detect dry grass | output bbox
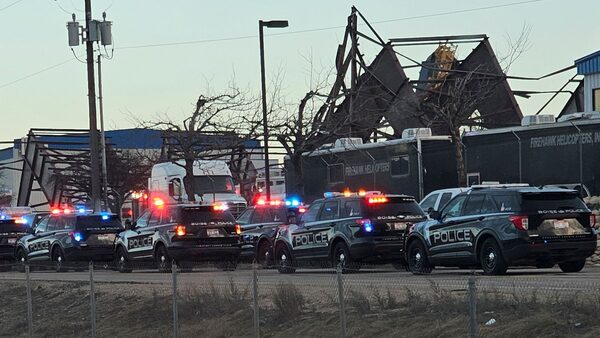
[1,279,600,338]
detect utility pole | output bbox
[84,0,101,212]
[67,3,112,211]
[98,53,109,209]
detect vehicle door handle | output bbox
[477,216,486,221]
[305,226,311,230]
[329,223,336,227]
[446,220,457,226]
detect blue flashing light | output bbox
[291,199,300,207]
[101,214,109,221]
[363,221,374,233]
[0,215,5,220]
[324,192,335,198]
[285,200,292,206]
[73,232,83,242]
[78,208,86,214]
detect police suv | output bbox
[115,201,242,273]
[238,198,304,266]
[273,191,426,273]
[0,218,29,271]
[405,184,598,275]
[15,209,123,272]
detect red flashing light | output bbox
[51,208,61,214]
[235,224,242,235]
[343,189,352,197]
[257,199,266,206]
[368,196,389,204]
[63,208,72,214]
[509,215,529,231]
[153,198,165,208]
[143,194,148,200]
[15,218,27,224]
[591,214,597,228]
[298,207,307,213]
[128,210,133,216]
[175,225,186,237]
[358,189,366,197]
[269,200,282,206]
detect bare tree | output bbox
[139,85,261,202]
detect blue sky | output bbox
[0,0,598,141]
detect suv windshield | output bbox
[192,175,235,194]
[520,192,588,213]
[365,197,425,218]
[181,206,235,225]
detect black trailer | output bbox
[285,137,457,203]
[463,118,600,196]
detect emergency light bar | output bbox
[324,190,384,198]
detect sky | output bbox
[1,0,598,143]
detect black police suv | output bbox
[15,211,123,272]
[273,192,426,273]
[238,201,304,266]
[405,185,598,275]
[115,203,242,273]
[0,218,29,271]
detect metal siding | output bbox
[584,73,600,111]
[576,54,600,75]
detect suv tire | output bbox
[256,240,272,268]
[116,247,132,273]
[558,259,586,273]
[155,245,172,273]
[407,240,432,274]
[52,247,66,273]
[15,249,27,273]
[332,242,358,273]
[275,245,295,274]
[480,238,508,275]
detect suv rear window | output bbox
[180,207,235,225]
[365,197,425,218]
[76,215,123,230]
[520,192,588,214]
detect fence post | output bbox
[252,262,260,338]
[172,261,179,338]
[89,261,96,338]
[468,275,477,338]
[25,264,33,338]
[336,264,347,338]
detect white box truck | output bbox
[148,160,247,216]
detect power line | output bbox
[1,0,550,88]
[0,57,76,89]
[117,0,548,50]
[0,0,26,12]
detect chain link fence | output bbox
[2,262,600,337]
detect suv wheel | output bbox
[52,247,66,273]
[558,259,586,273]
[155,245,172,273]
[116,247,132,273]
[480,238,508,275]
[407,240,432,274]
[333,242,358,273]
[256,241,272,268]
[275,245,295,274]
[15,249,27,273]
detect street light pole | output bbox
[84,0,101,212]
[258,20,288,201]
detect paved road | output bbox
[2,264,600,293]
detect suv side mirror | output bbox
[125,220,136,230]
[27,227,35,234]
[287,214,297,225]
[430,210,441,221]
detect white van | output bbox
[148,160,247,216]
[419,188,470,214]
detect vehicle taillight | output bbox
[235,224,242,235]
[356,218,374,233]
[509,215,529,231]
[590,213,597,228]
[175,225,186,237]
